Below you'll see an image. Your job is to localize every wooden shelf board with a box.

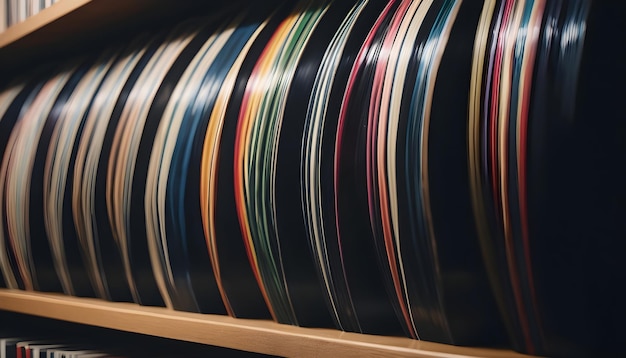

[0,0,216,78]
[0,0,92,48]
[0,289,531,358]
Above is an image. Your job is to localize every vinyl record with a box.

[145,10,270,313]
[108,20,203,310]
[210,2,287,320]
[503,0,546,352]
[0,81,29,290]
[160,21,236,315]
[493,0,540,350]
[274,0,365,329]
[526,1,624,356]
[30,56,98,296]
[427,0,505,346]
[40,59,99,298]
[468,0,599,355]
[233,0,333,325]
[2,61,94,297]
[23,69,78,294]
[166,5,278,315]
[94,30,168,307]
[44,49,124,301]
[141,18,229,313]
[406,0,473,344]
[73,35,157,303]
[199,3,281,318]
[467,0,528,351]
[0,80,46,292]
[300,0,392,334]
[488,0,558,353]
[370,0,443,340]
[334,0,409,338]
[467,0,524,349]
[555,3,626,355]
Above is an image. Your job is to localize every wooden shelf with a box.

[0,0,226,79]
[0,0,93,48]
[0,290,530,358]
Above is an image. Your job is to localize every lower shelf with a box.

[0,289,529,358]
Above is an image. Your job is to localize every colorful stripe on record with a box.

[404,0,463,340]
[509,0,547,351]
[468,0,522,345]
[72,39,153,303]
[494,0,536,351]
[134,21,223,309]
[167,12,266,313]
[475,0,525,347]
[480,0,506,227]
[200,17,272,317]
[467,0,497,284]
[3,69,75,292]
[301,0,370,332]
[1,84,40,290]
[44,49,119,299]
[366,1,428,338]
[516,0,545,307]
[0,82,27,289]
[234,0,330,324]
[488,0,514,229]
[368,1,442,338]
[107,24,199,309]
[148,13,255,312]
[164,11,260,314]
[40,62,97,297]
[147,21,230,312]
[334,0,405,334]
[200,15,269,316]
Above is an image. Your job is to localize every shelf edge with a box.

[0,0,92,48]
[0,289,531,358]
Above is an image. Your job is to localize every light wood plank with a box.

[0,0,92,48]
[0,289,532,358]
[0,0,214,79]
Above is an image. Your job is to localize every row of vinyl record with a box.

[0,0,624,357]
[0,0,59,31]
